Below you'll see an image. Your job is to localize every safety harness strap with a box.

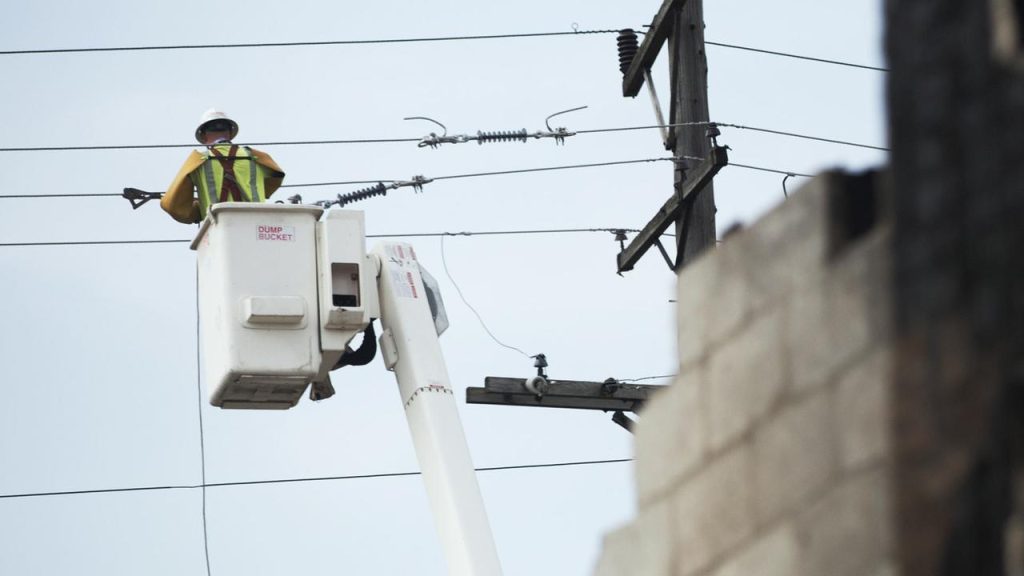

[209,145,244,202]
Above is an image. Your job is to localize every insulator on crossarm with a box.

[335,182,388,207]
[617,29,639,75]
[476,129,529,144]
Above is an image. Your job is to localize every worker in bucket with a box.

[161,109,286,224]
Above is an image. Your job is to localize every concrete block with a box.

[796,468,894,576]
[677,243,753,368]
[712,522,801,576]
[870,562,899,576]
[734,175,829,315]
[706,308,786,451]
[592,499,675,576]
[633,498,676,576]
[671,445,755,576]
[593,523,641,576]
[835,348,892,471]
[635,376,706,507]
[704,240,751,347]
[753,391,836,524]
[785,278,832,392]
[786,230,887,392]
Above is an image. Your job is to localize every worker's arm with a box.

[161,152,205,224]
[252,149,286,199]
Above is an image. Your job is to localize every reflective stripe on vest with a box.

[194,144,267,219]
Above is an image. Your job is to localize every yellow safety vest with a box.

[191,144,269,219]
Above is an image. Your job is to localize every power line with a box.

[0,157,678,202]
[0,239,189,247]
[0,29,623,56]
[0,29,887,74]
[440,235,532,359]
[194,266,212,576]
[617,374,676,383]
[0,121,885,154]
[0,457,632,501]
[397,228,639,238]
[705,40,888,72]
[0,228,640,248]
[429,157,673,181]
[0,154,815,217]
[728,163,815,178]
[0,138,421,153]
[717,123,890,152]
[0,153,815,216]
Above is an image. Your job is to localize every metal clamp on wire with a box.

[539,106,586,145]
[395,175,434,193]
[407,117,470,148]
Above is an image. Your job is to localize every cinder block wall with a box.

[594,172,895,576]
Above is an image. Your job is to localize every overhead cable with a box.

[729,163,814,178]
[0,228,643,249]
[717,123,889,152]
[0,458,632,501]
[617,374,676,383]
[0,30,887,73]
[193,265,212,576]
[0,121,885,154]
[0,155,815,209]
[0,29,624,56]
[704,41,888,72]
[440,235,532,358]
[0,138,420,153]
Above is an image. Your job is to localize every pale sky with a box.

[0,1,886,574]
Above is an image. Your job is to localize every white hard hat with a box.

[195,108,239,143]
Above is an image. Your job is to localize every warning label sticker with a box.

[385,243,417,263]
[257,225,295,242]
[390,270,419,299]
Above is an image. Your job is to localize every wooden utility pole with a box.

[669,0,716,268]
[616,0,725,273]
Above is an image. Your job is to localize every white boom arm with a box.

[373,242,503,576]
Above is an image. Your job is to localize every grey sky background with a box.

[0,1,885,574]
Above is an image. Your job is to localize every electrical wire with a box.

[704,41,888,72]
[0,457,632,501]
[277,179,399,189]
[574,121,713,135]
[0,239,189,247]
[0,29,886,73]
[617,374,676,383]
[428,157,673,182]
[194,266,212,576]
[728,163,814,178]
[0,228,642,248]
[0,138,420,153]
[439,234,531,358]
[0,121,885,154]
[0,29,624,56]
[0,151,814,217]
[0,153,813,220]
[392,228,640,238]
[716,123,889,152]
[0,157,677,201]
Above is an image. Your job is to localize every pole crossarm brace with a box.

[622,0,689,97]
[467,377,660,412]
[617,145,728,273]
